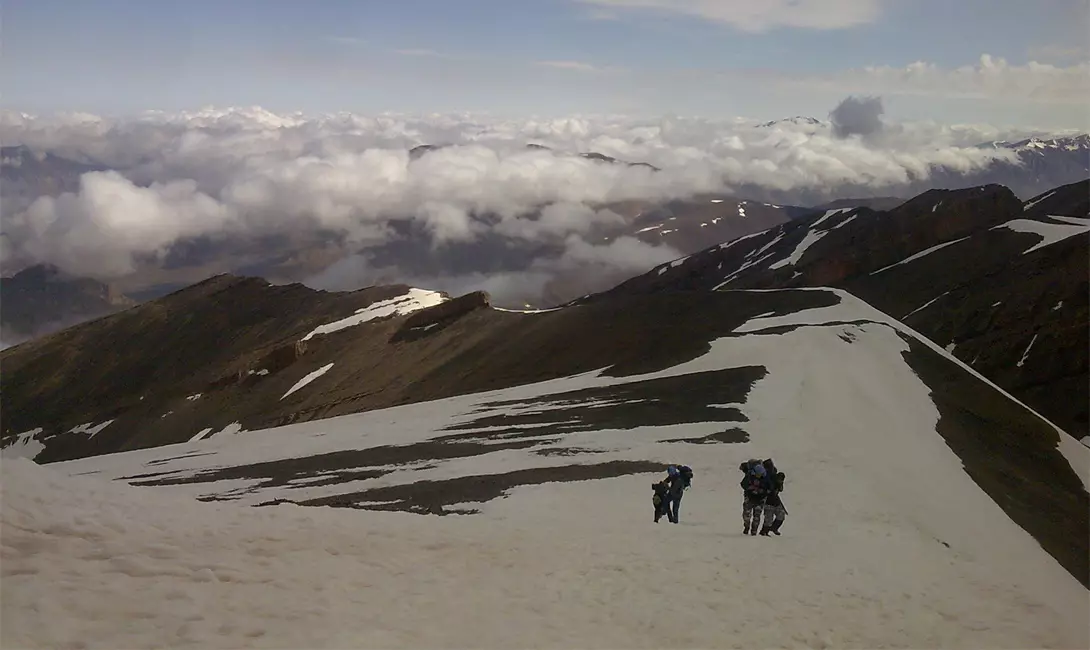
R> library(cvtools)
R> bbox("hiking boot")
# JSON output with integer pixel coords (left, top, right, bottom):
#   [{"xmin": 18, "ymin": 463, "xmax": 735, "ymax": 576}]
[
  {"xmin": 749, "ymin": 527, "xmax": 758, "ymax": 536},
  {"xmin": 743, "ymin": 525, "xmax": 750, "ymax": 535},
  {"xmin": 771, "ymin": 529, "xmax": 781, "ymax": 535},
  {"xmin": 759, "ymin": 527, "xmax": 770, "ymax": 536}
]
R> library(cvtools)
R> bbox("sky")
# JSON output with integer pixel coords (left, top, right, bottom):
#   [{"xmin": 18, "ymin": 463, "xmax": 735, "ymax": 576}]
[{"xmin": 3, "ymin": 0, "xmax": 1088, "ymax": 128}]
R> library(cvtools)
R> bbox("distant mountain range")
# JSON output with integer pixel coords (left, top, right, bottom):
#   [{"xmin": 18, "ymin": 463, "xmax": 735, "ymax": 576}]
[{"xmin": 0, "ymin": 264, "xmax": 136, "ymax": 347}]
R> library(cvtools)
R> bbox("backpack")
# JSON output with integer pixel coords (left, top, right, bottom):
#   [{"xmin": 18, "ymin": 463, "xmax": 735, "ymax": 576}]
[{"xmin": 678, "ymin": 465, "xmax": 694, "ymax": 488}]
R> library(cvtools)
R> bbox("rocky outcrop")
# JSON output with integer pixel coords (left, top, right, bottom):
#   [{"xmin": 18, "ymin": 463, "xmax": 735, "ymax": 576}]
[{"xmin": 394, "ymin": 291, "xmax": 491, "ymax": 342}]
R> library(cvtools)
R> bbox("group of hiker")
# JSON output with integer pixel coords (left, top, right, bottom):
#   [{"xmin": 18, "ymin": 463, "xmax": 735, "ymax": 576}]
[{"xmin": 652, "ymin": 458, "xmax": 787, "ymax": 536}]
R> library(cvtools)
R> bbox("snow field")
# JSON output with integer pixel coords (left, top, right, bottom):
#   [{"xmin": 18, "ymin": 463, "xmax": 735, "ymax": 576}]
[{"xmin": 3, "ymin": 289, "xmax": 1087, "ymax": 649}]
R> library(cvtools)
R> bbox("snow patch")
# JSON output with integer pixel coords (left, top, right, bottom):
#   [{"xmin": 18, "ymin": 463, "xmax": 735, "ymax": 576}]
[
  {"xmin": 1, "ymin": 428, "xmax": 45, "ymax": 460},
  {"xmin": 301, "ymin": 289, "xmax": 447, "ymax": 341},
  {"xmin": 281, "ymin": 363, "xmax": 335, "ymax": 400},
  {"xmin": 188, "ymin": 428, "xmax": 214, "ymax": 443},
  {"xmin": 831, "ymin": 214, "xmax": 858, "ymax": 230},
  {"xmin": 1022, "ymin": 190, "xmax": 1056, "ymax": 211},
  {"xmin": 871, "ymin": 237, "xmax": 970, "ymax": 275},
  {"xmin": 905, "ymin": 291, "xmax": 950, "ymax": 318},
  {"xmin": 993, "ymin": 218, "xmax": 1090, "ymax": 254},
  {"xmin": 811, "ymin": 207, "xmax": 852, "ymax": 230},
  {"xmin": 1017, "ymin": 334, "xmax": 1038, "ymax": 368},
  {"xmin": 186, "ymin": 393, "xmax": 202, "ymax": 401},
  {"xmin": 68, "ymin": 420, "xmax": 115, "ymax": 439},
  {"xmin": 492, "ymin": 306, "xmax": 563, "ymax": 314},
  {"xmin": 768, "ymin": 229, "xmax": 828, "ymax": 270}
]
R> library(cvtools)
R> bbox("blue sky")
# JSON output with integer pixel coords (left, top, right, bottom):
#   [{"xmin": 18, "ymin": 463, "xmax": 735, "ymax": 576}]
[{"xmin": 3, "ymin": 0, "xmax": 1087, "ymax": 128}]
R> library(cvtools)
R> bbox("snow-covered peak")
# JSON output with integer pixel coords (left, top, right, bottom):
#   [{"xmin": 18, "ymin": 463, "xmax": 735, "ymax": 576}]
[
  {"xmin": 756, "ymin": 116, "xmax": 824, "ymax": 128},
  {"xmin": 985, "ymin": 134, "xmax": 1089, "ymax": 153}
]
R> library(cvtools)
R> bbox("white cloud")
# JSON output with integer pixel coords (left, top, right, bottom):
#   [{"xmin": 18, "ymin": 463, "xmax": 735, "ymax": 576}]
[
  {"xmin": 1026, "ymin": 43, "xmax": 1089, "ymax": 64},
  {"xmin": 393, "ymin": 48, "xmax": 445, "ymax": 57},
  {"xmin": 537, "ymin": 60, "xmax": 606, "ymax": 73},
  {"xmin": 786, "ymin": 55, "xmax": 1090, "ymax": 104},
  {"xmin": 0, "ymin": 104, "xmax": 1046, "ymax": 303},
  {"xmin": 575, "ymin": 0, "xmax": 880, "ymax": 31}
]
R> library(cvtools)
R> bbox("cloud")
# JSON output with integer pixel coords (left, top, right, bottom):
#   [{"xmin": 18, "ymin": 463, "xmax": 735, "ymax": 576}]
[
  {"xmin": 792, "ymin": 55, "xmax": 1090, "ymax": 104},
  {"xmin": 537, "ymin": 60, "xmax": 606, "ymax": 73},
  {"xmin": 575, "ymin": 0, "xmax": 880, "ymax": 31},
  {"xmin": 0, "ymin": 105, "xmax": 1034, "ymax": 304},
  {"xmin": 1025, "ymin": 43, "xmax": 1089, "ymax": 65},
  {"xmin": 326, "ymin": 36, "xmax": 367, "ymax": 47},
  {"xmin": 393, "ymin": 48, "xmax": 445, "ymax": 57},
  {"xmin": 307, "ymin": 235, "xmax": 681, "ymax": 307},
  {"xmin": 829, "ymin": 95, "xmax": 884, "ymax": 139}
]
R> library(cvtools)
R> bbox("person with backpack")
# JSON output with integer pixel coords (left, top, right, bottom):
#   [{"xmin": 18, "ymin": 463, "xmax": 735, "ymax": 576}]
[
  {"xmin": 759, "ymin": 470, "xmax": 788, "ymax": 536},
  {"xmin": 739, "ymin": 459, "xmax": 773, "ymax": 536},
  {"xmin": 663, "ymin": 464, "xmax": 693, "ymax": 524},
  {"xmin": 651, "ymin": 479, "xmax": 670, "ymax": 523}
]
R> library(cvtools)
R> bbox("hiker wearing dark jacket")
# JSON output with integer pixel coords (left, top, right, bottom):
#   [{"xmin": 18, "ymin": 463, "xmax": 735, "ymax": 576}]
[
  {"xmin": 760, "ymin": 472, "xmax": 787, "ymax": 536},
  {"xmin": 652, "ymin": 480, "xmax": 670, "ymax": 523},
  {"xmin": 740, "ymin": 462, "xmax": 773, "ymax": 536},
  {"xmin": 664, "ymin": 466, "xmax": 687, "ymax": 523}
]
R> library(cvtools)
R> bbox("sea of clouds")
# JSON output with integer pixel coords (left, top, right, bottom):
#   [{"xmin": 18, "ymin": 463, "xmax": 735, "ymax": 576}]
[{"xmin": 0, "ymin": 97, "xmax": 1042, "ymax": 306}]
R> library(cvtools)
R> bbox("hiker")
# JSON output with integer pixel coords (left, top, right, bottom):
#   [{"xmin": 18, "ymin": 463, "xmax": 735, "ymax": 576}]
[
  {"xmin": 740, "ymin": 459, "xmax": 772, "ymax": 536},
  {"xmin": 663, "ymin": 464, "xmax": 693, "ymax": 524},
  {"xmin": 760, "ymin": 471, "xmax": 788, "ymax": 536},
  {"xmin": 652, "ymin": 480, "xmax": 670, "ymax": 523}
]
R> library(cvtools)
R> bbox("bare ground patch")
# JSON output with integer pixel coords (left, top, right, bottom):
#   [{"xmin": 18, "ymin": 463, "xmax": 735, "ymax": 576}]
[
  {"xmin": 124, "ymin": 437, "xmax": 556, "ymax": 494},
  {"xmin": 294, "ymin": 460, "xmax": 669, "ymax": 515},
  {"xmin": 663, "ymin": 427, "xmax": 750, "ymax": 444},
  {"xmin": 435, "ymin": 367, "xmax": 763, "ymax": 443}
]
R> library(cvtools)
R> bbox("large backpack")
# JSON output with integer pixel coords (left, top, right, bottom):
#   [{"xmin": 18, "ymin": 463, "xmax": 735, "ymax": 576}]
[{"xmin": 678, "ymin": 465, "xmax": 694, "ymax": 488}]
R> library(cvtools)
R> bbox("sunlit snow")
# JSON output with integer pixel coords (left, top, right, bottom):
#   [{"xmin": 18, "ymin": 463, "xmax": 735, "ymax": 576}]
[
  {"xmin": 281, "ymin": 363, "xmax": 335, "ymax": 400},
  {"xmin": 301, "ymin": 289, "xmax": 447, "ymax": 341},
  {"xmin": 994, "ymin": 217, "xmax": 1090, "ymax": 254}
]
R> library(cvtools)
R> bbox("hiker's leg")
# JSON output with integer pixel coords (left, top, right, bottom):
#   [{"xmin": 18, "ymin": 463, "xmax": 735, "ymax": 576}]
[
  {"xmin": 671, "ymin": 494, "xmax": 682, "ymax": 523},
  {"xmin": 770, "ymin": 505, "xmax": 786, "ymax": 532},
  {"xmin": 742, "ymin": 499, "xmax": 755, "ymax": 532},
  {"xmin": 759, "ymin": 503, "xmax": 776, "ymax": 534}
]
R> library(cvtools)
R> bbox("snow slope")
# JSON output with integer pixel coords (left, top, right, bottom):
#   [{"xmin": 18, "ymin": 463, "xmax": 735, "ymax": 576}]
[{"xmin": 3, "ymin": 289, "xmax": 1087, "ymax": 649}]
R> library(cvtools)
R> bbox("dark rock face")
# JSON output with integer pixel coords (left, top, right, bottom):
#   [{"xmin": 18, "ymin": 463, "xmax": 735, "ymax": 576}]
[
  {"xmin": 598, "ymin": 180, "xmax": 1090, "ymax": 438},
  {"xmin": 399, "ymin": 290, "xmax": 490, "ymax": 333}
]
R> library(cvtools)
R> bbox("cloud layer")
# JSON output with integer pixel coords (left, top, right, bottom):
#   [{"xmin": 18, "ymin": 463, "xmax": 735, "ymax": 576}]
[
  {"xmin": 0, "ymin": 104, "xmax": 1043, "ymax": 305},
  {"xmin": 577, "ymin": 0, "xmax": 881, "ymax": 31}
]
